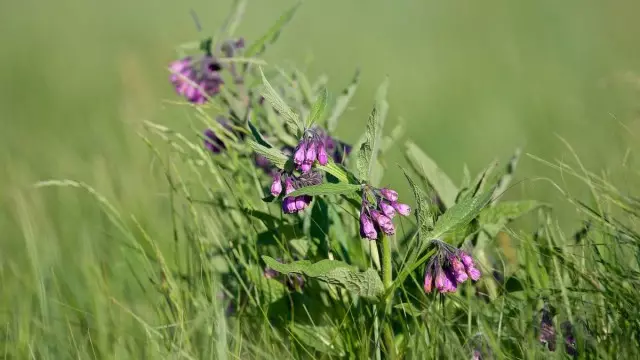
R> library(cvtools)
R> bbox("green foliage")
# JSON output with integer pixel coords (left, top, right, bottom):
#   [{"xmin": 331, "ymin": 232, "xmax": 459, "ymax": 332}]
[{"xmin": 285, "ymin": 183, "xmax": 361, "ymax": 198}]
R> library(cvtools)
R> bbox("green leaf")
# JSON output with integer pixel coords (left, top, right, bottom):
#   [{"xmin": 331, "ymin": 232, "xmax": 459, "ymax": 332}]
[
  {"xmin": 290, "ymin": 323, "xmax": 345, "ymax": 356},
  {"xmin": 246, "ymin": 265, "xmax": 287, "ymax": 304},
  {"xmin": 294, "ymin": 69, "xmax": 316, "ymax": 106},
  {"xmin": 491, "ymin": 148, "xmax": 521, "ymax": 204},
  {"xmin": 316, "ymin": 160, "xmax": 356, "ymax": 184},
  {"xmin": 218, "ymin": 0, "xmax": 247, "ymax": 38},
  {"xmin": 247, "ymin": 139, "xmax": 288, "ymax": 169},
  {"xmin": 247, "ymin": 120, "xmax": 274, "ymax": 148},
  {"xmin": 426, "ymin": 189, "xmax": 493, "ymax": 241},
  {"xmin": 286, "ymin": 183, "xmax": 362, "ymax": 198},
  {"xmin": 394, "ymin": 302, "xmax": 424, "ymax": 317},
  {"xmin": 262, "ymin": 256, "xmax": 384, "ymax": 300},
  {"xmin": 356, "ymin": 77, "xmax": 389, "ymax": 182},
  {"xmin": 405, "ymin": 141, "xmax": 458, "ymax": 209},
  {"xmin": 380, "ymin": 117, "xmax": 405, "ymax": 153},
  {"xmin": 402, "ymin": 168, "xmax": 434, "ymax": 234},
  {"xmin": 259, "ymin": 67, "xmax": 302, "ymax": 136},
  {"xmin": 307, "ymin": 87, "xmax": 328, "ymax": 128},
  {"xmin": 327, "ymin": 68, "xmax": 360, "ymax": 133},
  {"xmin": 245, "ymin": 2, "xmax": 301, "ymax": 57},
  {"xmin": 479, "ymin": 200, "xmax": 546, "ymax": 236}
]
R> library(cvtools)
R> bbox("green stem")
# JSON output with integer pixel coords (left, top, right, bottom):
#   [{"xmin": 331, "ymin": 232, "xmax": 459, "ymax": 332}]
[{"xmin": 379, "ymin": 234, "xmax": 395, "ymax": 359}]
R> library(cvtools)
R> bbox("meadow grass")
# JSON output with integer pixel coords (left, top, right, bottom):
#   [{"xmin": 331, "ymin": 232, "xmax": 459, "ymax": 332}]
[{"xmin": 2, "ymin": 1, "xmax": 640, "ymax": 359}]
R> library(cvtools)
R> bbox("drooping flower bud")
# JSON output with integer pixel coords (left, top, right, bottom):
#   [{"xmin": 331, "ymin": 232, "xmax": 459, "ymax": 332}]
[
  {"xmin": 423, "ymin": 269, "xmax": 434, "ymax": 293},
  {"xmin": 359, "ymin": 212, "xmax": 378, "ymax": 240},
  {"xmin": 392, "ymin": 202, "xmax": 411, "ymax": 216},
  {"xmin": 270, "ymin": 173, "xmax": 282, "ymax": 197},
  {"xmin": 317, "ymin": 142, "xmax": 328, "ymax": 165},
  {"xmin": 450, "ymin": 256, "xmax": 469, "ymax": 283},
  {"xmin": 293, "ymin": 142, "xmax": 307, "ymax": 165},
  {"xmin": 379, "ymin": 188, "xmax": 399, "ymax": 202},
  {"xmin": 379, "ymin": 201, "xmax": 396, "ymax": 218},
  {"xmin": 284, "ymin": 177, "xmax": 295, "ymax": 195},
  {"xmin": 370, "ymin": 210, "xmax": 395, "ymax": 235}
]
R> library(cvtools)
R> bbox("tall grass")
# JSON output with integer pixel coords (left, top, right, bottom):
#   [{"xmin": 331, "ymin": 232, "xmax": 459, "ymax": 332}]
[{"xmin": 2, "ymin": 1, "xmax": 640, "ymax": 359}]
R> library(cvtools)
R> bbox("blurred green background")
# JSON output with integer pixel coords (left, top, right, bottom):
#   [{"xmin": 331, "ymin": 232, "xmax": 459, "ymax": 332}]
[{"xmin": 2, "ymin": 0, "xmax": 640, "ymax": 281}]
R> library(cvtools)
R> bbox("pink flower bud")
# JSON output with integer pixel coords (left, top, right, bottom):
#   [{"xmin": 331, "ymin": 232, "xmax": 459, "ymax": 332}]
[
  {"xmin": 317, "ymin": 142, "xmax": 328, "ymax": 165},
  {"xmin": 392, "ymin": 202, "xmax": 411, "ymax": 216},
  {"xmin": 379, "ymin": 201, "xmax": 396, "ymax": 218},
  {"xmin": 270, "ymin": 174, "xmax": 282, "ymax": 197},
  {"xmin": 379, "ymin": 188, "xmax": 398, "ymax": 202}
]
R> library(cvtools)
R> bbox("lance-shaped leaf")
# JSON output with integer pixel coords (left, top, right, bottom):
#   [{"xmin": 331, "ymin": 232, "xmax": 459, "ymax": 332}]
[
  {"xmin": 426, "ymin": 189, "xmax": 494, "ymax": 241},
  {"xmin": 294, "ymin": 69, "xmax": 316, "ymax": 106},
  {"xmin": 248, "ymin": 120, "xmax": 274, "ymax": 148},
  {"xmin": 248, "ymin": 139, "xmax": 288, "ymax": 169},
  {"xmin": 245, "ymin": 2, "xmax": 301, "ymax": 57},
  {"xmin": 316, "ymin": 160, "xmax": 357, "ymax": 184},
  {"xmin": 400, "ymin": 168, "xmax": 434, "ymax": 261},
  {"xmin": 262, "ymin": 256, "xmax": 384, "ymax": 300},
  {"xmin": 479, "ymin": 200, "xmax": 547, "ymax": 236},
  {"xmin": 259, "ymin": 67, "xmax": 302, "ymax": 136},
  {"xmin": 491, "ymin": 148, "xmax": 522, "ymax": 205},
  {"xmin": 327, "ymin": 68, "xmax": 360, "ymax": 133},
  {"xmin": 306, "ymin": 87, "xmax": 328, "ymax": 127},
  {"xmin": 405, "ymin": 141, "xmax": 458, "ymax": 209},
  {"xmin": 357, "ymin": 78, "xmax": 389, "ymax": 182},
  {"xmin": 285, "ymin": 183, "xmax": 362, "ymax": 198}
]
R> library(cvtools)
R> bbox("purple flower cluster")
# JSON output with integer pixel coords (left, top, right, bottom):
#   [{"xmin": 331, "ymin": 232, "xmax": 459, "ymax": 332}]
[
  {"xmin": 537, "ymin": 304, "xmax": 578, "ymax": 357},
  {"xmin": 359, "ymin": 187, "xmax": 411, "ymax": 240},
  {"xmin": 315, "ymin": 128, "xmax": 352, "ymax": 164},
  {"xmin": 270, "ymin": 169, "xmax": 323, "ymax": 214},
  {"xmin": 169, "ymin": 55, "xmax": 224, "ymax": 104},
  {"xmin": 423, "ymin": 242, "xmax": 481, "ymax": 294},
  {"xmin": 293, "ymin": 128, "xmax": 330, "ymax": 172},
  {"xmin": 169, "ymin": 38, "xmax": 245, "ymax": 104}
]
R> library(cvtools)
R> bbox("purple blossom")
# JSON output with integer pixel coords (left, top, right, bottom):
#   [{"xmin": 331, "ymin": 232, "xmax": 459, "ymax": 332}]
[
  {"xmin": 360, "ymin": 212, "xmax": 378, "ymax": 240},
  {"xmin": 392, "ymin": 202, "xmax": 411, "ymax": 216},
  {"xmin": 422, "ymin": 241, "xmax": 482, "ymax": 295},
  {"xmin": 270, "ymin": 173, "xmax": 283, "ymax": 196},
  {"xmin": 277, "ymin": 170, "xmax": 323, "ymax": 214},
  {"xmin": 358, "ymin": 185, "xmax": 410, "ymax": 239},
  {"xmin": 169, "ymin": 54, "xmax": 224, "ymax": 104},
  {"xmin": 379, "ymin": 188, "xmax": 399, "ymax": 202}
]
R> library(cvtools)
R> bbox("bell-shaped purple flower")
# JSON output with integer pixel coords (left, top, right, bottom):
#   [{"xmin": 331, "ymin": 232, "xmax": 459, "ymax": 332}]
[
  {"xmin": 423, "ymin": 269, "xmax": 434, "ymax": 293},
  {"xmin": 294, "ymin": 196, "xmax": 312, "ymax": 212},
  {"xmin": 379, "ymin": 188, "xmax": 398, "ymax": 202},
  {"xmin": 305, "ymin": 142, "xmax": 317, "ymax": 163},
  {"xmin": 270, "ymin": 173, "xmax": 282, "ymax": 197},
  {"xmin": 392, "ymin": 202, "xmax": 411, "ymax": 216},
  {"xmin": 293, "ymin": 142, "xmax": 307, "ymax": 165},
  {"xmin": 435, "ymin": 268, "xmax": 457, "ymax": 293},
  {"xmin": 284, "ymin": 177, "xmax": 295, "ymax": 195},
  {"xmin": 317, "ymin": 142, "xmax": 328, "ymax": 165},
  {"xmin": 370, "ymin": 210, "xmax": 395, "ymax": 235},
  {"xmin": 450, "ymin": 256, "xmax": 469, "ymax": 283},
  {"xmin": 379, "ymin": 201, "xmax": 396, "ymax": 218},
  {"xmin": 359, "ymin": 212, "xmax": 378, "ymax": 240},
  {"xmin": 460, "ymin": 251, "xmax": 481, "ymax": 281},
  {"xmin": 282, "ymin": 197, "xmax": 298, "ymax": 214}
]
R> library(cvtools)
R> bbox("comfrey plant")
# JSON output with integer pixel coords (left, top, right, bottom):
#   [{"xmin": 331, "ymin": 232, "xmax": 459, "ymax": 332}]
[{"xmin": 144, "ymin": 3, "xmax": 572, "ymax": 359}]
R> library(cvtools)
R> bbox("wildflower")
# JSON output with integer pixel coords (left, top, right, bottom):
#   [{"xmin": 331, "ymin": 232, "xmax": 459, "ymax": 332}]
[
  {"xmin": 561, "ymin": 321, "xmax": 578, "ymax": 357},
  {"xmin": 270, "ymin": 173, "xmax": 283, "ymax": 196},
  {"xmin": 293, "ymin": 127, "xmax": 330, "ymax": 172},
  {"xmin": 423, "ymin": 241, "xmax": 482, "ymax": 294},
  {"xmin": 358, "ymin": 185, "xmax": 411, "ymax": 239},
  {"xmin": 169, "ymin": 54, "xmax": 224, "ymax": 104},
  {"xmin": 276, "ymin": 170, "xmax": 323, "ymax": 214},
  {"xmin": 537, "ymin": 303, "xmax": 557, "ymax": 351},
  {"xmin": 359, "ymin": 212, "xmax": 378, "ymax": 240}
]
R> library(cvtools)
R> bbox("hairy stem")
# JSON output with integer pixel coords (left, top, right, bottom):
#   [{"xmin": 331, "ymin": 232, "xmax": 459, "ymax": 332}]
[{"xmin": 379, "ymin": 234, "xmax": 395, "ymax": 359}]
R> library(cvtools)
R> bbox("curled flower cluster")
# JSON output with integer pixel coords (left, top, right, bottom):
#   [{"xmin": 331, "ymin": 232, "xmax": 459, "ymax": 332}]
[
  {"xmin": 270, "ymin": 169, "xmax": 323, "ymax": 214},
  {"xmin": 168, "ymin": 38, "xmax": 244, "ymax": 104},
  {"xmin": 293, "ymin": 128, "xmax": 330, "ymax": 172},
  {"xmin": 169, "ymin": 55, "xmax": 224, "ymax": 104},
  {"xmin": 423, "ymin": 241, "xmax": 481, "ymax": 294},
  {"xmin": 359, "ymin": 186, "xmax": 411, "ymax": 240}
]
